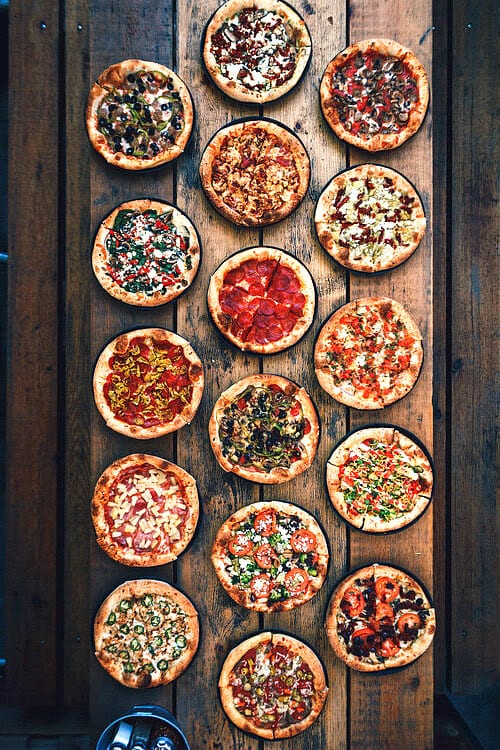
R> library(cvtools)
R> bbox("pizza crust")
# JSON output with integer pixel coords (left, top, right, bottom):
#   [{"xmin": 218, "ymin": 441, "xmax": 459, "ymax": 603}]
[
  {"xmin": 326, "ymin": 426, "xmax": 433, "ymax": 532},
  {"xmin": 86, "ymin": 60, "xmax": 194, "ymax": 170},
  {"xmin": 93, "ymin": 327, "xmax": 204, "ymax": 439},
  {"xmin": 92, "ymin": 199, "xmax": 200, "ymax": 306},
  {"xmin": 209, "ymin": 374, "xmax": 319, "ymax": 483},
  {"xmin": 207, "ymin": 246, "xmax": 316, "ymax": 353},
  {"xmin": 320, "ymin": 39, "xmax": 429, "ymax": 152},
  {"xmin": 202, "ymin": 0, "xmax": 311, "ymax": 104},
  {"xmin": 91, "ymin": 454, "xmax": 199, "ymax": 566},
  {"xmin": 315, "ymin": 164, "xmax": 426, "ymax": 273},
  {"xmin": 199, "ymin": 118, "xmax": 310, "ymax": 226}
]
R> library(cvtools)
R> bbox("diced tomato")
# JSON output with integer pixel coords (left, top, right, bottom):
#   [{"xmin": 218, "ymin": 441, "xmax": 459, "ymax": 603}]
[
  {"xmin": 377, "ymin": 637, "xmax": 400, "ymax": 658},
  {"xmin": 253, "ymin": 509, "xmax": 277, "ymax": 537},
  {"xmin": 375, "ymin": 577, "xmax": 400, "ymax": 603},
  {"xmin": 342, "ymin": 587, "xmax": 365, "ymax": 617},
  {"xmin": 290, "ymin": 529, "xmax": 316, "ymax": 554},
  {"xmin": 227, "ymin": 533, "xmax": 254, "ymax": 557},
  {"xmin": 397, "ymin": 612, "xmax": 422, "ymax": 633},
  {"xmin": 290, "ymin": 401, "xmax": 301, "ymax": 417},
  {"xmin": 250, "ymin": 574, "xmax": 272, "ymax": 599},
  {"xmin": 237, "ymin": 397, "xmax": 247, "ymax": 411},
  {"xmin": 284, "ymin": 567, "xmax": 309, "ymax": 595},
  {"xmin": 254, "ymin": 544, "xmax": 275, "ymax": 569}
]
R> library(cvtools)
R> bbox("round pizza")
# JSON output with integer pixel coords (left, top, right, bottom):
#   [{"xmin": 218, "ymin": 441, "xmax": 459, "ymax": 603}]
[
  {"xmin": 211, "ymin": 501, "xmax": 328, "ymax": 612},
  {"xmin": 315, "ymin": 164, "xmax": 426, "ymax": 273},
  {"xmin": 202, "ymin": 0, "xmax": 311, "ymax": 104},
  {"xmin": 207, "ymin": 246, "xmax": 315, "ymax": 354},
  {"xmin": 86, "ymin": 59, "xmax": 193, "ymax": 169},
  {"xmin": 92, "ymin": 200, "xmax": 200, "ymax": 306},
  {"xmin": 199, "ymin": 118, "xmax": 310, "ymax": 226},
  {"xmin": 94, "ymin": 579, "xmax": 199, "ymax": 688},
  {"xmin": 326, "ymin": 426, "xmax": 433, "ymax": 533},
  {"xmin": 320, "ymin": 39, "xmax": 429, "ymax": 151},
  {"xmin": 209, "ymin": 374, "xmax": 319, "ymax": 483},
  {"xmin": 93, "ymin": 328, "xmax": 204, "ymax": 439},
  {"xmin": 91, "ymin": 454, "xmax": 199, "ymax": 566},
  {"xmin": 314, "ymin": 297, "xmax": 423, "ymax": 409},
  {"xmin": 325, "ymin": 564, "xmax": 435, "ymax": 671},
  {"xmin": 219, "ymin": 632, "xmax": 328, "ymax": 739}
]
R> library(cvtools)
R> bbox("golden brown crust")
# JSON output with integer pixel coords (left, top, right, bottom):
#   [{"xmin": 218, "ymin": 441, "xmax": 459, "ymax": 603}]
[
  {"xmin": 209, "ymin": 374, "xmax": 319, "ymax": 483},
  {"xmin": 94, "ymin": 579, "xmax": 199, "ymax": 688},
  {"xmin": 320, "ymin": 39, "xmax": 429, "ymax": 152},
  {"xmin": 207, "ymin": 246, "xmax": 316, "ymax": 353},
  {"xmin": 315, "ymin": 164, "xmax": 426, "ymax": 273},
  {"xmin": 326, "ymin": 426, "xmax": 433, "ymax": 532},
  {"xmin": 202, "ymin": 0, "xmax": 311, "ymax": 104},
  {"xmin": 314, "ymin": 297, "xmax": 423, "ymax": 410},
  {"xmin": 211, "ymin": 501, "xmax": 329, "ymax": 612},
  {"xmin": 199, "ymin": 118, "xmax": 310, "ymax": 226},
  {"xmin": 92, "ymin": 199, "xmax": 200, "ymax": 306},
  {"xmin": 86, "ymin": 60, "xmax": 193, "ymax": 170},
  {"xmin": 91, "ymin": 454, "xmax": 199, "ymax": 566},
  {"xmin": 93, "ymin": 327, "xmax": 204, "ymax": 439}
]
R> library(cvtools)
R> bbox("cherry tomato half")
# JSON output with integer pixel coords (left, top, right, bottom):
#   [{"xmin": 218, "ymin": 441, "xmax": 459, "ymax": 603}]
[
  {"xmin": 250, "ymin": 574, "xmax": 272, "ymax": 599},
  {"xmin": 375, "ymin": 576, "xmax": 400, "ymax": 603},
  {"xmin": 351, "ymin": 627, "xmax": 375, "ymax": 645},
  {"xmin": 254, "ymin": 509, "xmax": 277, "ymax": 537},
  {"xmin": 397, "ymin": 612, "xmax": 422, "ymax": 633},
  {"xmin": 227, "ymin": 533, "xmax": 254, "ymax": 557},
  {"xmin": 377, "ymin": 637, "xmax": 400, "ymax": 658},
  {"xmin": 284, "ymin": 567, "xmax": 309, "ymax": 595},
  {"xmin": 290, "ymin": 528, "xmax": 317, "ymax": 553},
  {"xmin": 254, "ymin": 544, "xmax": 275, "ymax": 570},
  {"xmin": 375, "ymin": 602, "xmax": 395, "ymax": 623},
  {"xmin": 342, "ymin": 587, "xmax": 366, "ymax": 617}
]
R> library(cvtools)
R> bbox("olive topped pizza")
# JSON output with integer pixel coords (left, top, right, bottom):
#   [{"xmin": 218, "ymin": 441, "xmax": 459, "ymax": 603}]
[
  {"xmin": 326, "ymin": 426, "xmax": 433, "ymax": 532},
  {"xmin": 94, "ymin": 579, "xmax": 199, "ymax": 688},
  {"xmin": 93, "ymin": 328, "xmax": 204, "ymax": 439},
  {"xmin": 202, "ymin": 0, "xmax": 311, "ymax": 104},
  {"xmin": 320, "ymin": 39, "xmax": 429, "ymax": 151},
  {"xmin": 207, "ymin": 246, "xmax": 316, "ymax": 354},
  {"xmin": 93, "ymin": 200, "xmax": 200, "ymax": 306},
  {"xmin": 212, "ymin": 501, "xmax": 328, "ymax": 612},
  {"xmin": 325, "ymin": 564, "xmax": 436, "ymax": 671},
  {"xmin": 219, "ymin": 632, "xmax": 328, "ymax": 739},
  {"xmin": 199, "ymin": 118, "xmax": 310, "ymax": 226},
  {"xmin": 86, "ymin": 60, "xmax": 194, "ymax": 169},
  {"xmin": 91, "ymin": 454, "xmax": 199, "ymax": 566},
  {"xmin": 209, "ymin": 374, "xmax": 319, "ymax": 483},
  {"xmin": 314, "ymin": 297, "xmax": 423, "ymax": 409},
  {"xmin": 315, "ymin": 164, "xmax": 426, "ymax": 273}
]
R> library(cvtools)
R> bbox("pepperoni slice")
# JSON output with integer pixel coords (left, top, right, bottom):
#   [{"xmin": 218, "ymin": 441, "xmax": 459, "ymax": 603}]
[
  {"xmin": 237, "ymin": 311, "xmax": 253, "ymax": 329},
  {"xmin": 248, "ymin": 282, "xmax": 265, "ymax": 296},
  {"xmin": 274, "ymin": 303, "xmax": 289, "ymax": 320},
  {"xmin": 224, "ymin": 267, "xmax": 245, "ymax": 285},
  {"xmin": 266, "ymin": 324, "xmax": 284, "ymax": 342},
  {"xmin": 258, "ymin": 299, "xmax": 276, "ymax": 316},
  {"xmin": 251, "ymin": 326, "xmax": 269, "ymax": 344}
]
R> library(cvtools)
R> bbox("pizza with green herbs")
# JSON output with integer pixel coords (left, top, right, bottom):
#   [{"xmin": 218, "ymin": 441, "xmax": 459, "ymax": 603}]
[
  {"xmin": 209, "ymin": 374, "xmax": 319, "ymax": 483},
  {"xmin": 94, "ymin": 579, "xmax": 199, "ymax": 688},
  {"xmin": 93, "ymin": 328, "xmax": 204, "ymax": 439},
  {"xmin": 326, "ymin": 427, "xmax": 433, "ymax": 532},
  {"xmin": 211, "ymin": 501, "xmax": 328, "ymax": 612},
  {"xmin": 86, "ymin": 59, "xmax": 193, "ymax": 169},
  {"xmin": 93, "ymin": 200, "xmax": 200, "ymax": 306}
]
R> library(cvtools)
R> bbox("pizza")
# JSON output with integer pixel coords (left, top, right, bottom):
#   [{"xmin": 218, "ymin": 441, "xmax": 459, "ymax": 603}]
[
  {"xmin": 207, "ymin": 246, "xmax": 315, "ymax": 353},
  {"xmin": 94, "ymin": 579, "xmax": 199, "ymax": 688},
  {"xmin": 211, "ymin": 501, "xmax": 328, "ymax": 612},
  {"xmin": 92, "ymin": 200, "xmax": 200, "ymax": 306},
  {"xmin": 314, "ymin": 297, "xmax": 423, "ymax": 409},
  {"xmin": 315, "ymin": 164, "xmax": 426, "ymax": 273},
  {"xmin": 325, "ymin": 564, "xmax": 435, "ymax": 671},
  {"xmin": 86, "ymin": 59, "xmax": 193, "ymax": 169},
  {"xmin": 326, "ymin": 426, "xmax": 433, "ymax": 532},
  {"xmin": 219, "ymin": 632, "xmax": 328, "ymax": 739},
  {"xmin": 202, "ymin": 0, "xmax": 311, "ymax": 104},
  {"xmin": 209, "ymin": 374, "xmax": 319, "ymax": 483},
  {"xmin": 93, "ymin": 328, "xmax": 204, "ymax": 439},
  {"xmin": 91, "ymin": 454, "xmax": 199, "ymax": 566},
  {"xmin": 320, "ymin": 39, "xmax": 429, "ymax": 151},
  {"xmin": 199, "ymin": 118, "xmax": 310, "ymax": 226}
]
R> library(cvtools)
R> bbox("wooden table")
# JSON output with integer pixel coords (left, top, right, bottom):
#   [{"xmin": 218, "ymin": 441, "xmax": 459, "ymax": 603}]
[{"xmin": 4, "ymin": 0, "xmax": 497, "ymax": 748}]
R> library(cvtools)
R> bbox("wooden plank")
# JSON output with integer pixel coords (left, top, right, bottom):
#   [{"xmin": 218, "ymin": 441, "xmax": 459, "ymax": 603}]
[
  {"xmin": 347, "ymin": 2, "xmax": 434, "ymax": 748},
  {"xmin": 5, "ymin": 0, "xmax": 61, "ymax": 707},
  {"xmin": 449, "ymin": 0, "xmax": 499, "ymax": 694}
]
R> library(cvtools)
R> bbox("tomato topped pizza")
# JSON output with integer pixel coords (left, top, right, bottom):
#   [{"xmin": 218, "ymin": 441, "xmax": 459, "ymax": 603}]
[
  {"xmin": 315, "ymin": 164, "xmax": 426, "ymax": 273},
  {"xmin": 207, "ymin": 246, "xmax": 316, "ymax": 353},
  {"xmin": 325, "ymin": 564, "xmax": 435, "ymax": 671},
  {"xmin": 209, "ymin": 374, "xmax": 319, "ymax": 483},
  {"xmin": 320, "ymin": 39, "xmax": 429, "ymax": 151},
  {"xmin": 314, "ymin": 297, "xmax": 423, "ymax": 409},
  {"xmin": 326, "ymin": 427, "xmax": 433, "ymax": 532},
  {"xmin": 199, "ymin": 118, "xmax": 310, "ymax": 226},
  {"xmin": 86, "ymin": 60, "xmax": 194, "ymax": 169},
  {"xmin": 219, "ymin": 632, "xmax": 328, "ymax": 739},
  {"xmin": 93, "ymin": 328, "xmax": 204, "ymax": 439},
  {"xmin": 202, "ymin": 0, "xmax": 311, "ymax": 104},
  {"xmin": 93, "ymin": 200, "xmax": 200, "ymax": 306},
  {"xmin": 94, "ymin": 579, "xmax": 199, "ymax": 688},
  {"xmin": 91, "ymin": 454, "xmax": 199, "ymax": 566},
  {"xmin": 212, "ymin": 501, "xmax": 328, "ymax": 612}
]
